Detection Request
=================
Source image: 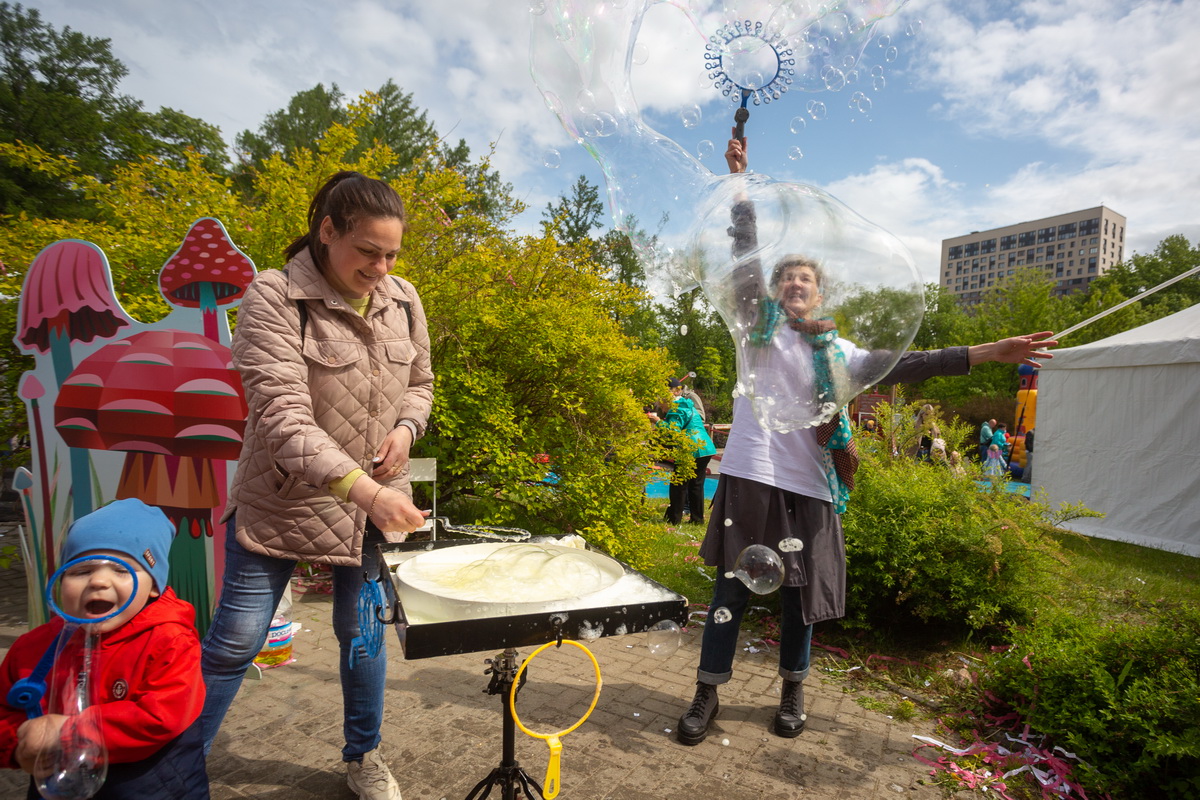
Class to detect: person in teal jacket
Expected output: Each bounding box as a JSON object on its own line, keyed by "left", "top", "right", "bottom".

{"left": 661, "top": 378, "right": 717, "bottom": 525}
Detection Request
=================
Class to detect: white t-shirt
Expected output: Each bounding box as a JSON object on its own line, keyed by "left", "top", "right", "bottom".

{"left": 720, "top": 335, "right": 869, "bottom": 500}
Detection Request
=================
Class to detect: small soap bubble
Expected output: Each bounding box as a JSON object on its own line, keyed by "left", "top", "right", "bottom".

{"left": 679, "top": 324, "right": 689, "bottom": 335}
{"left": 633, "top": 42, "right": 649, "bottom": 65}
{"left": 878, "top": 34, "right": 891, "bottom": 48}
{"left": 647, "top": 619, "right": 681, "bottom": 657}
{"left": 778, "top": 537, "right": 804, "bottom": 553}
{"left": 789, "top": 116, "right": 806, "bottom": 134}
{"left": 712, "top": 607, "right": 733, "bottom": 624}
{"left": 681, "top": 105, "right": 702, "bottom": 128}
{"left": 696, "top": 139, "right": 715, "bottom": 159}
{"left": 849, "top": 91, "right": 871, "bottom": 114}
{"left": 821, "top": 66, "right": 846, "bottom": 92}
{"left": 787, "top": 146, "right": 803, "bottom": 161}
{"left": 732, "top": 544, "right": 785, "bottom": 594}
{"left": 806, "top": 100, "right": 827, "bottom": 120}
{"left": 873, "top": 74, "right": 887, "bottom": 91}
{"left": 541, "top": 148, "right": 561, "bottom": 169}
{"left": 885, "top": 45, "right": 899, "bottom": 62}
{"left": 906, "top": 20, "right": 923, "bottom": 37}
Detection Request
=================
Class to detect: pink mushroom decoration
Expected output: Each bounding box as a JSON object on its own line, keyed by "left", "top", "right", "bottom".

{"left": 16, "top": 239, "right": 133, "bottom": 520}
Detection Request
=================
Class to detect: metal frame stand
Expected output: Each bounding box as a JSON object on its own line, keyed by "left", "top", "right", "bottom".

{"left": 465, "top": 648, "right": 544, "bottom": 800}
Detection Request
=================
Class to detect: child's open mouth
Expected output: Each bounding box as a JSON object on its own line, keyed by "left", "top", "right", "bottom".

{"left": 86, "top": 599, "right": 116, "bottom": 616}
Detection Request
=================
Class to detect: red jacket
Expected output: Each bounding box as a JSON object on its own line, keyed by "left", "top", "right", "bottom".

{"left": 0, "top": 588, "right": 203, "bottom": 768}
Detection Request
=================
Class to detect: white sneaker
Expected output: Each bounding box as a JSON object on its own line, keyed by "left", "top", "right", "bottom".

{"left": 347, "top": 747, "right": 402, "bottom": 800}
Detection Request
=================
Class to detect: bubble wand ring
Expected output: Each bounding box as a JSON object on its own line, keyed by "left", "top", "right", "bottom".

{"left": 704, "top": 19, "right": 795, "bottom": 137}
{"left": 7, "top": 556, "right": 138, "bottom": 719}
{"left": 508, "top": 639, "right": 602, "bottom": 800}
{"left": 45, "top": 555, "right": 140, "bottom": 625}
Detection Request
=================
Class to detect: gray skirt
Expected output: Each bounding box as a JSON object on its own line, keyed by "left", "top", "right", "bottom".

{"left": 698, "top": 473, "right": 846, "bottom": 626}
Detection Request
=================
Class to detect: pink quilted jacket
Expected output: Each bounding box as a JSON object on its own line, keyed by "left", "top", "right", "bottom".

{"left": 225, "top": 249, "right": 434, "bottom": 565}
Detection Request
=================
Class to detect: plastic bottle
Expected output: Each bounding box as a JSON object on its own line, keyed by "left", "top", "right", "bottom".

{"left": 254, "top": 587, "right": 295, "bottom": 668}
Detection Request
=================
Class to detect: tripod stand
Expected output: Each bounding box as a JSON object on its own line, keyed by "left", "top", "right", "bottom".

{"left": 465, "top": 648, "right": 544, "bottom": 800}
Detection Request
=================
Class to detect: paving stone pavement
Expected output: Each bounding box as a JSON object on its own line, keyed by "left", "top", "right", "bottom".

{"left": 0, "top": 523, "right": 949, "bottom": 800}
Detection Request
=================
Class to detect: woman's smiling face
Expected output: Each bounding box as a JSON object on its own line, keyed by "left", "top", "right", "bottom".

{"left": 773, "top": 263, "right": 823, "bottom": 319}
{"left": 319, "top": 215, "right": 405, "bottom": 299}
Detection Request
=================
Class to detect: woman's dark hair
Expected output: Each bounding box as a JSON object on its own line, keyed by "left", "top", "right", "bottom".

{"left": 285, "top": 171, "right": 407, "bottom": 272}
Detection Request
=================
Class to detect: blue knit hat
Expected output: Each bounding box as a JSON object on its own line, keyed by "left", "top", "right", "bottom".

{"left": 61, "top": 499, "right": 173, "bottom": 593}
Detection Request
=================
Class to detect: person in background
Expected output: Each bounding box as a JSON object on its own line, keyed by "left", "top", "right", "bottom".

{"left": 680, "top": 379, "right": 707, "bottom": 423}
{"left": 983, "top": 443, "right": 1008, "bottom": 477}
{"left": 1021, "top": 428, "right": 1035, "bottom": 484}
{"left": 199, "top": 171, "right": 432, "bottom": 800}
{"left": 915, "top": 403, "right": 937, "bottom": 460}
{"left": 979, "top": 418, "right": 995, "bottom": 462}
{"left": 991, "top": 422, "right": 1010, "bottom": 459}
{"left": 659, "top": 378, "right": 717, "bottom": 525}
{"left": 674, "top": 131, "right": 1058, "bottom": 747}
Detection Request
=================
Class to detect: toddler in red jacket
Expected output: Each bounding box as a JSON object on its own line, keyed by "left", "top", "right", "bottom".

{"left": 0, "top": 498, "right": 210, "bottom": 799}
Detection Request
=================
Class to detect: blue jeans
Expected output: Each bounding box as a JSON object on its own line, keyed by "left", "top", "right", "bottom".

{"left": 697, "top": 572, "right": 812, "bottom": 685}
{"left": 200, "top": 517, "right": 388, "bottom": 762}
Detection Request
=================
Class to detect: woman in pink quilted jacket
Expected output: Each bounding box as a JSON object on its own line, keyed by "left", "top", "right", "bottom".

{"left": 200, "top": 171, "right": 432, "bottom": 800}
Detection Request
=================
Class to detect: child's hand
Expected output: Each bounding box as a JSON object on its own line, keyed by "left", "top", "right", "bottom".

{"left": 16, "top": 714, "right": 67, "bottom": 776}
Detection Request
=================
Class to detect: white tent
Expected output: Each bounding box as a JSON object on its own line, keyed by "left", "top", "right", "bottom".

{"left": 1036, "top": 302, "right": 1200, "bottom": 557}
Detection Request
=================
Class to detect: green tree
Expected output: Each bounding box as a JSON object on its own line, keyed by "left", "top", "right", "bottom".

{"left": 232, "top": 79, "right": 522, "bottom": 221}
{"left": 542, "top": 174, "right": 604, "bottom": 245}
{"left": 0, "top": 3, "right": 228, "bottom": 217}
{"left": 1084, "top": 234, "right": 1200, "bottom": 319}
{"left": 234, "top": 83, "right": 347, "bottom": 171}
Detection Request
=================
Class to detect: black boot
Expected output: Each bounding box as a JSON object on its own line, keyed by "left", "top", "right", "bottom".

{"left": 676, "top": 682, "right": 719, "bottom": 746}
{"left": 773, "top": 679, "right": 806, "bottom": 738}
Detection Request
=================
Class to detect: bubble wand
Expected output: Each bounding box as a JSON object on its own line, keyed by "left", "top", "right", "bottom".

{"left": 705, "top": 19, "right": 796, "bottom": 140}
{"left": 5, "top": 556, "right": 138, "bottom": 800}
{"left": 509, "top": 640, "right": 602, "bottom": 799}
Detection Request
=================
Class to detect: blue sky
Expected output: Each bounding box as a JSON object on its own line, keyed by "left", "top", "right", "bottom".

{"left": 21, "top": 0, "right": 1200, "bottom": 286}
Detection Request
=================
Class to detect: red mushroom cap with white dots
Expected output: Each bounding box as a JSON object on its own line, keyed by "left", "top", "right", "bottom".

{"left": 158, "top": 218, "right": 255, "bottom": 309}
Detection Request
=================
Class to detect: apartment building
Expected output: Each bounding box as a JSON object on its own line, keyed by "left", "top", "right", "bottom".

{"left": 940, "top": 206, "right": 1126, "bottom": 302}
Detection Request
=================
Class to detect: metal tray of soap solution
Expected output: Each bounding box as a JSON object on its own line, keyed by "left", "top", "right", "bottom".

{"left": 376, "top": 536, "right": 688, "bottom": 660}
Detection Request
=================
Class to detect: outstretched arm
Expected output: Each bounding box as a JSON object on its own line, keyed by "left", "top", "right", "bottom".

{"left": 967, "top": 331, "right": 1058, "bottom": 367}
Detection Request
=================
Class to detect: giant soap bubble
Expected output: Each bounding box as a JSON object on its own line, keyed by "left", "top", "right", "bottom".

{"left": 530, "top": 0, "right": 921, "bottom": 431}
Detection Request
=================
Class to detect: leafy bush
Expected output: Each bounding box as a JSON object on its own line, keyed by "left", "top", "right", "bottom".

{"left": 976, "top": 604, "right": 1200, "bottom": 798}
{"left": 840, "top": 401, "right": 1062, "bottom": 632}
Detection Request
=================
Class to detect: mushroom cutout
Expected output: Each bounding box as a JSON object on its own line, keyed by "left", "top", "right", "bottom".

{"left": 16, "top": 239, "right": 133, "bottom": 521}
{"left": 17, "top": 373, "right": 54, "bottom": 587}
{"left": 11, "top": 467, "right": 50, "bottom": 625}
{"left": 158, "top": 218, "right": 256, "bottom": 341}
{"left": 53, "top": 329, "right": 248, "bottom": 635}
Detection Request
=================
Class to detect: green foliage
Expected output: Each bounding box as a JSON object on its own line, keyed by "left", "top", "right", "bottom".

{"left": 0, "top": 3, "right": 229, "bottom": 216}
{"left": 542, "top": 174, "right": 603, "bottom": 245}
{"left": 840, "top": 401, "right": 1062, "bottom": 632}
{"left": 976, "top": 604, "right": 1200, "bottom": 798}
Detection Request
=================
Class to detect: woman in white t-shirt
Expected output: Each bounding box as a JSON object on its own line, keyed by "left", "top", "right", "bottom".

{"left": 675, "top": 133, "right": 1058, "bottom": 746}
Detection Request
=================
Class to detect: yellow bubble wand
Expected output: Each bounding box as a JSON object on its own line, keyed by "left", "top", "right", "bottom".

{"left": 508, "top": 639, "right": 602, "bottom": 799}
